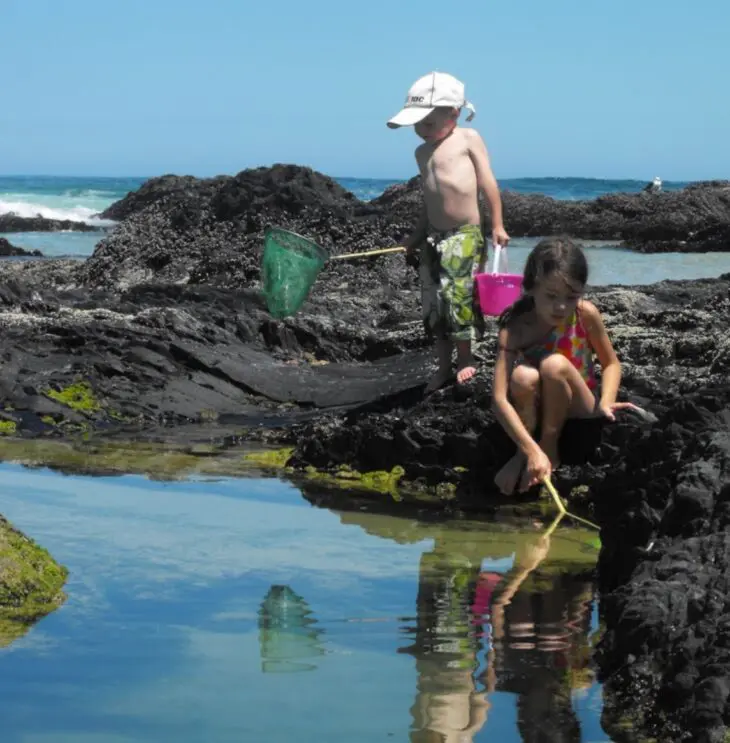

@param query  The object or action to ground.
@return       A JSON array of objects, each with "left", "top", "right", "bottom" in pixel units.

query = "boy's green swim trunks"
[{"left": 419, "top": 224, "right": 487, "bottom": 342}]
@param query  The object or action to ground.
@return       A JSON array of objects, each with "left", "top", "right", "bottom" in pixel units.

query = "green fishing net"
[{"left": 261, "top": 227, "right": 330, "bottom": 318}]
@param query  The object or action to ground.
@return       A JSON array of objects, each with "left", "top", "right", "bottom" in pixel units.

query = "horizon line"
[{"left": 0, "top": 171, "right": 708, "bottom": 184}]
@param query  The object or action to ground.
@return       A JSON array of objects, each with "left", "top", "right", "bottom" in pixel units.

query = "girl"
[{"left": 491, "top": 237, "right": 632, "bottom": 495}]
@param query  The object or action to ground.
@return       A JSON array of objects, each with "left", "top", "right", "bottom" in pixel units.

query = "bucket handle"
[{"left": 490, "top": 243, "right": 508, "bottom": 275}]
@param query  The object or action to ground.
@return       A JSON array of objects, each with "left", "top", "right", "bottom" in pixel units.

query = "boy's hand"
[
  {"left": 405, "top": 243, "right": 420, "bottom": 270},
  {"left": 493, "top": 225, "right": 510, "bottom": 246}
]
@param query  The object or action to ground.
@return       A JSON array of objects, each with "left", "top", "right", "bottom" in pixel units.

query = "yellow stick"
[
  {"left": 329, "top": 246, "right": 406, "bottom": 260},
  {"left": 542, "top": 511, "right": 565, "bottom": 539},
  {"left": 542, "top": 477, "right": 600, "bottom": 531},
  {"left": 543, "top": 476, "right": 566, "bottom": 515}
]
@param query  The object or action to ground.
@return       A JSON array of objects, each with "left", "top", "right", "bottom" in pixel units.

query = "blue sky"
[{"left": 2, "top": 0, "right": 728, "bottom": 180}]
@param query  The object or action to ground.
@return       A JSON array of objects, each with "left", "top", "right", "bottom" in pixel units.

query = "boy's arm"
[
  {"left": 404, "top": 204, "right": 427, "bottom": 251},
  {"left": 466, "top": 129, "right": 510, "bottom": 246},
  {"left": 403, "top": 148, "right": 429, "bottom": 252}
]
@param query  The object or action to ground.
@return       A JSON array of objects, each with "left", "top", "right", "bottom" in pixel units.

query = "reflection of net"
[
  {"left": 257, "top": 585, "right": 326, "bottom": 673},
  {"left": 261, "top": 227, "right": 329, "bottom": 318}
]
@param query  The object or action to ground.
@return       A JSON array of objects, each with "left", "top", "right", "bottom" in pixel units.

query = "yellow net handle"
[
  {"left": 542, "top": 477, "right": 600, "bottom": 531},
  {"left": 329, "top": 246, "right": 406, "bottom": 260}
]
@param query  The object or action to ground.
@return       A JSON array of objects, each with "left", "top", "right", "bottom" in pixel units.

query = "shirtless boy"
[{"left": 388, "top": 71, "right": 510, "bottom": 392}]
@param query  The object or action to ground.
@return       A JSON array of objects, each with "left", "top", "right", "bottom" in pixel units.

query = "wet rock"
[
  {"left": 0, "top": 237, "right": 43, "bottom": 257},
  {"left": 592, "top": 383, "right": 730, "bottom": 742},
  {"left": 0, "top": 213, "right": 100, "bottom": 233}
]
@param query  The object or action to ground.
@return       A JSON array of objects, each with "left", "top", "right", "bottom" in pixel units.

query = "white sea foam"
[{"left": 0, "top": 197, "right": 114, "bottom": 225}]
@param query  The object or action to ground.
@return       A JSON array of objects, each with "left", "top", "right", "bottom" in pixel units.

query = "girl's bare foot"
[{"left": 494, "top": 452, "right": 526, "bottom": 495}]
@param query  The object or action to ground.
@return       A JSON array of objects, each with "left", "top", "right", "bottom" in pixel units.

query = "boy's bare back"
[{"left": 416, "top": 127, "right": 483, "bottom": 231}]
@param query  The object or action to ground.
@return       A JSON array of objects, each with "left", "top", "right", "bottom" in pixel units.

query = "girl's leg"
[
  {"left": 538, "top": 354, "right": 597, "bottom": 469},
  {"left": 494, "top": 364, "right": 540, "bottom": 495}
]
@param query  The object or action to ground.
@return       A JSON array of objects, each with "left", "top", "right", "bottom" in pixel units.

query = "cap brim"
[{"left": 386, "top": 106, "right": 434, "bottom": 129}]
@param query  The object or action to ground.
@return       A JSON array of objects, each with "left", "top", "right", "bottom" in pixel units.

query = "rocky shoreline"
[
  {"left": 0, "top": 164, "right": 729, "bottom": 739},
  {"left": 0, "top": 237, "right": 42, "bottom": 257}
]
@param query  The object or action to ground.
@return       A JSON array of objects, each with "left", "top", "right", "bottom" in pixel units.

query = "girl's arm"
[
  {"left": 491, "top": 327, "right": 542, "bottom": 456},
  {"left": 582, "top": 300, "right": 621, "bottom": 409}
]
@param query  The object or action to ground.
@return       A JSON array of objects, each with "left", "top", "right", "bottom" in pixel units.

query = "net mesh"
[{"left": 261, "top": 227, "right": 330, "bottom": 318}]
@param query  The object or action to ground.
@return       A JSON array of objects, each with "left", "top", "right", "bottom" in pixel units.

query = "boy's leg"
[
  {"left": 495, "top": 364, "right": 540, "bottom": 495},
  {"left": 537, "top": 354, "right": 597, "bottom": 468},
  {"left": 425, "top": 337, "right": 454, "bottom": 393},
  {"left": 455, "top": 340, "right": 476, "bottom": 383},
  {"left": 420, "top": 239, "right": 454, "bottom": 392},
  {"left": 437, "top": 226, "right": 485, "bottom": 384}
]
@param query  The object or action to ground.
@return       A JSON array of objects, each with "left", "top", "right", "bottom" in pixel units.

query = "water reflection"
[
  {"left": 0, "top": 467, "right": 605, "bottom": 742},
  {"left": 258, "top": 585, "right": 326, "bottom": 673},
  {"left": 0, "top": 618, "right": 36, "bottom": 650},
  {"left": 331, "top": 505, "right": 599, "bottom": 742}
]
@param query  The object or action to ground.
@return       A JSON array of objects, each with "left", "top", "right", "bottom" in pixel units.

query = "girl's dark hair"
[{"left": 497, "top": 236, "right": 589, "bottom": 328}]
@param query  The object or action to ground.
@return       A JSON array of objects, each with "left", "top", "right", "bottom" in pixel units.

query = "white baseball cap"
[{"left": 387, "top": 71, "right": 476, "bottom": 129}]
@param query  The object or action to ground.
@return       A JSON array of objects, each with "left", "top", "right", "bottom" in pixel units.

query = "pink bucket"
[{"left": 475, "top": 245, "right": 523, "bottom": 316}]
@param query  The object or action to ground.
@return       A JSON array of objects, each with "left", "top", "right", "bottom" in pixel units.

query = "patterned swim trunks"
[{"left": 419, "top": 224, "right": 487, "bottom": 342}]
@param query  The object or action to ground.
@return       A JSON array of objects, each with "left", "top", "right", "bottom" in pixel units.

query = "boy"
[{"left": 387, "top": 71, "right": 510, "bottom": 392}]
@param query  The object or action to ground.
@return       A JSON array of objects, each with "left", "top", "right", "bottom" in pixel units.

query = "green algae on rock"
[
  {"left": 241, "top": 447, "right": 295, "bottom": 470},
  {"left": 0, "top": 420, "right": 17, "bottom": 436},
  {"left": 44, "top": 381, "right": 102, "bottom": 414},
  {"left": 0, "top": 514, "right": 68, "bottom": 648}
]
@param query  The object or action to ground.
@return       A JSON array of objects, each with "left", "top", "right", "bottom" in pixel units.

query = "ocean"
[{"left": 1, "top": 174, "right": 727, "bottom": 286}]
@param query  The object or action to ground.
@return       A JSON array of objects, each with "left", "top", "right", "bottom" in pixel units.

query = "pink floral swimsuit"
[{"left": 520, "top": 308, "right": 598, "bottom": 390}]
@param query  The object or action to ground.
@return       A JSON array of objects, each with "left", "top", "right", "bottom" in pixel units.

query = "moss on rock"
[
  {"left": 0, "top": 420, "right": 17, "bottom": 436},
  {"left": 44, "top": 381, "right": 102, "bottom": 414},
  {"left": 0, "top": 514, "right": 68, "bottom": 647},
  {"left": 242, "top": 447, "right": 295, "bottom": 469}
]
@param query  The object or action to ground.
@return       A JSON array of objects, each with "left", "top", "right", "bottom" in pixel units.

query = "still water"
[{"left": 0, "top": 462, "right": 610, "bottom": 742}]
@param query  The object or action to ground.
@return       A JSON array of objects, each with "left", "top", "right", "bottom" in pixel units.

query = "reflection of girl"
[
  {"left": 404, "top": 520, "right": 598, "bottom": 742},
  {"left": 488, "top": 537, "right": 596, "bottom": 743}
]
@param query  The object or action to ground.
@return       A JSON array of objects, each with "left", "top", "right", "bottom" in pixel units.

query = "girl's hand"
[
  {"left": 524, "top": 447, "right": 552, "bottom": 490},
  {"left": 599, "top": 401, "right": 642, "bottom": 422}
]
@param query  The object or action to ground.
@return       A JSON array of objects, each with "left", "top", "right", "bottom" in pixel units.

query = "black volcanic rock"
[
  {"left": 0, "top": 213, "right": 99, "bottom": 233},
  {"left": 0, "top": 237, "right": 42, "bottom": 257},
  {"left": 99, "top": 174, "right": 228, "bottom": 221},
  {"left": 373, "top": 178, "right": 730, "bottom": 253}
]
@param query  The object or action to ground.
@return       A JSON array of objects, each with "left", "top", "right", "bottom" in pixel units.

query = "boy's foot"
[
  {"left": 456, "top": 364, "right": 477, "bottom": 384},
  {"left": 425, "top": 368, "right": 453, "bottom": 394},
  {"left": 494, "top": 452, "right": 526, "bottom": 495}
]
